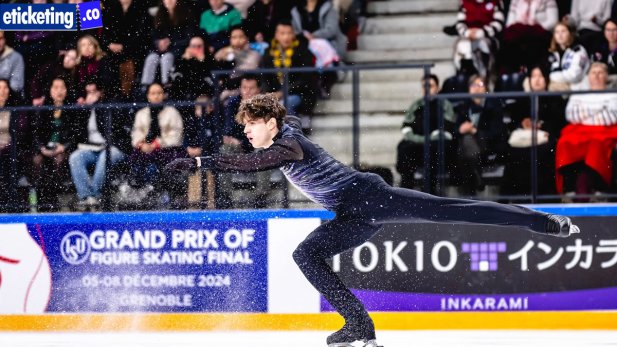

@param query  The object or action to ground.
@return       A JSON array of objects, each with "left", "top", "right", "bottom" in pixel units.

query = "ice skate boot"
[
  {"left": 545, "top": 214, "right": 580, "bottom": 237},
  {"left": 326, "top": 317, "right": 382, "bottom": 347}
]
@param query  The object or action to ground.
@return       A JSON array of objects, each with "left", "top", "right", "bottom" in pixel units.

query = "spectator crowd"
[
  {"left": 0, "top": 0, "right": 360, "bottom": 212},
  {"left": 3, "top": 0, "right": 617, "bottom": 212},
  {"left": 397, "top": 0, "right": 617, "bottom": 202}
]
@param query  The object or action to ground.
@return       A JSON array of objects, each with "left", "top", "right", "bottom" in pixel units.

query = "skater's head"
[{"left": 236, "top": 93, "right": 286, "bottom": 149}]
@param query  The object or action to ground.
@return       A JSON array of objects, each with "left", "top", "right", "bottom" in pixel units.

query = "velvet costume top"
[{"left": 202, "top": 116, "right": 358, "bottom": 211}]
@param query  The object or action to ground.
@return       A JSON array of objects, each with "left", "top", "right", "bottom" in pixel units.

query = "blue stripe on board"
[
  {"left": 0, "top": 203, "right": 614, "bottom": 225},
  {"left": 0, "top": 209, "right": 335, "bottom": 225}
]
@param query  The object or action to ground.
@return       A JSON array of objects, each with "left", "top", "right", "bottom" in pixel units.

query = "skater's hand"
[{"left": 165, "top": 158, "right": 197, "bottom": 173}]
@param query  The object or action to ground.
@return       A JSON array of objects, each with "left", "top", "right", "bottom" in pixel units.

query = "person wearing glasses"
[
  {"left": 454, "top": 74, "right": 507, "bottom": 195},
  {"left": 590, "top": 18, "right": 617, "bottom": 87}
]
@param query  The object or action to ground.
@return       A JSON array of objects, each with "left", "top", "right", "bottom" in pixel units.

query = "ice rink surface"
[{"left": 1, "top": 331, "right": 617, "bottom": 347}]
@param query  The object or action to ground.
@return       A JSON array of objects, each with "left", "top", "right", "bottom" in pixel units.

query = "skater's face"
[
  {"left": 529, "top": 68, "right": 547, "bottom": 91},
  {"left": 243, "top": 117, "right": 277, "bottom": 148}
]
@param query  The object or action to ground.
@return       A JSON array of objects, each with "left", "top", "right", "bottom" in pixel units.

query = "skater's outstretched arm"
[{"left": 165, "top": 137, "right": 303, "bottom": 173}]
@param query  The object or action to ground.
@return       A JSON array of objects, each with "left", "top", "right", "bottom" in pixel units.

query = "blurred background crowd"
[{"left": 0, "top": 0, "right": 616, "bottom": 213}]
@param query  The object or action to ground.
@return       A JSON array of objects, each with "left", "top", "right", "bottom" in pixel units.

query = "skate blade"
[
  {"left": 327, "top": 340, "right": 383, "bottom": 347},
  {"left": 364, "top": 340, "right": 383, "bottom": 347}
]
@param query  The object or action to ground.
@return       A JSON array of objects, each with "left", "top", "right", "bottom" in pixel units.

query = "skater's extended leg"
[
  {"left": 293, "top": 218, "right": 381, "bottom": 345},
  {"left": 355, "top": 175, "right": 578, "bottom": 237}
]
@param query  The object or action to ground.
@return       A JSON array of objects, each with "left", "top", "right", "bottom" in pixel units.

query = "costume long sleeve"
[{"left": 201, "top": 137, "right": 304, "bottom": 172}]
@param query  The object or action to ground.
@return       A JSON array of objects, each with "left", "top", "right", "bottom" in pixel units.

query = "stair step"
[
  {"left": 311, "top": 114, "right": 404, "bottom": 167},
  {"left": 314, "top": 99, "right": 409, "bottom": 115},
  {"left": 341, "top": 63, "right": 455, "bottom": 82},
  {"left": 363, "top": 14, "right": 455, "bottom": 34},
  {"left": 368, "top": 0, "right": 458, "bottom": 15},
  {"left": 346, "top": 48, "right": 452, "bottom": 63},
  {"left": 358, "top": 33, "right": 456, "bottom": 51},
  {"left": 312, "top": 112, "right": 404, "bottom": 129},
  {"left": 329, "top": 81, "right": 418, "bottom": 99}
]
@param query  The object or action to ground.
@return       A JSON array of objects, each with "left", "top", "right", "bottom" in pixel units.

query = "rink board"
[{"left": 0, "top": 205, "right": 616, "bottom": 331}]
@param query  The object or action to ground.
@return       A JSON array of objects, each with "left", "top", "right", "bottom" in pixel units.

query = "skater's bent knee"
[
  {"left": 292, "top": 245, "right": 310, "bottom": 265},
  {"left": 292, "top": 243, "right": 324, "bottom": 265}
]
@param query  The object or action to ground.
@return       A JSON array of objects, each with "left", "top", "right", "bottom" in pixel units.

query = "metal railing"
[
  {"left": 429, "top": 88, "right": 617, "bottom": 202},
  {"left": 2, "top": 62, "right": 615, "bottom": 212}
]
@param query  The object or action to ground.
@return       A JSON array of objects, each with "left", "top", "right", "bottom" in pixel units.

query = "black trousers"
[{"left": 292, "top": 172, "right": 549, "bottom": 322}]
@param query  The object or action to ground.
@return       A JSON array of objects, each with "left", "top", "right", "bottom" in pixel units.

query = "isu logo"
[{"left": 61, "top": 231, "right": 90, "bottom": 265}]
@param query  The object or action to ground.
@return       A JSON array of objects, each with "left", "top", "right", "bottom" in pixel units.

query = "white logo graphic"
[
  {"left": 61, "top": 231, "right": 90, "bottom": 265},
  {"left": 0, "top": 223, "right": 51, "bottom": 313}
]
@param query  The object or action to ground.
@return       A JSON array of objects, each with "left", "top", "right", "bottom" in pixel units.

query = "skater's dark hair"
[{"left": 236, "top": 93, "right": 286, "bottom": 130}]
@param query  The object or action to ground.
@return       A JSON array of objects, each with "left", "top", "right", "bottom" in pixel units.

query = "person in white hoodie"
[
  {"left": 0, "top": 31, "right": 24, "bottom": 94},
  {"left": 547, "top": 20, "right": 590, "bottom": 91}
]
